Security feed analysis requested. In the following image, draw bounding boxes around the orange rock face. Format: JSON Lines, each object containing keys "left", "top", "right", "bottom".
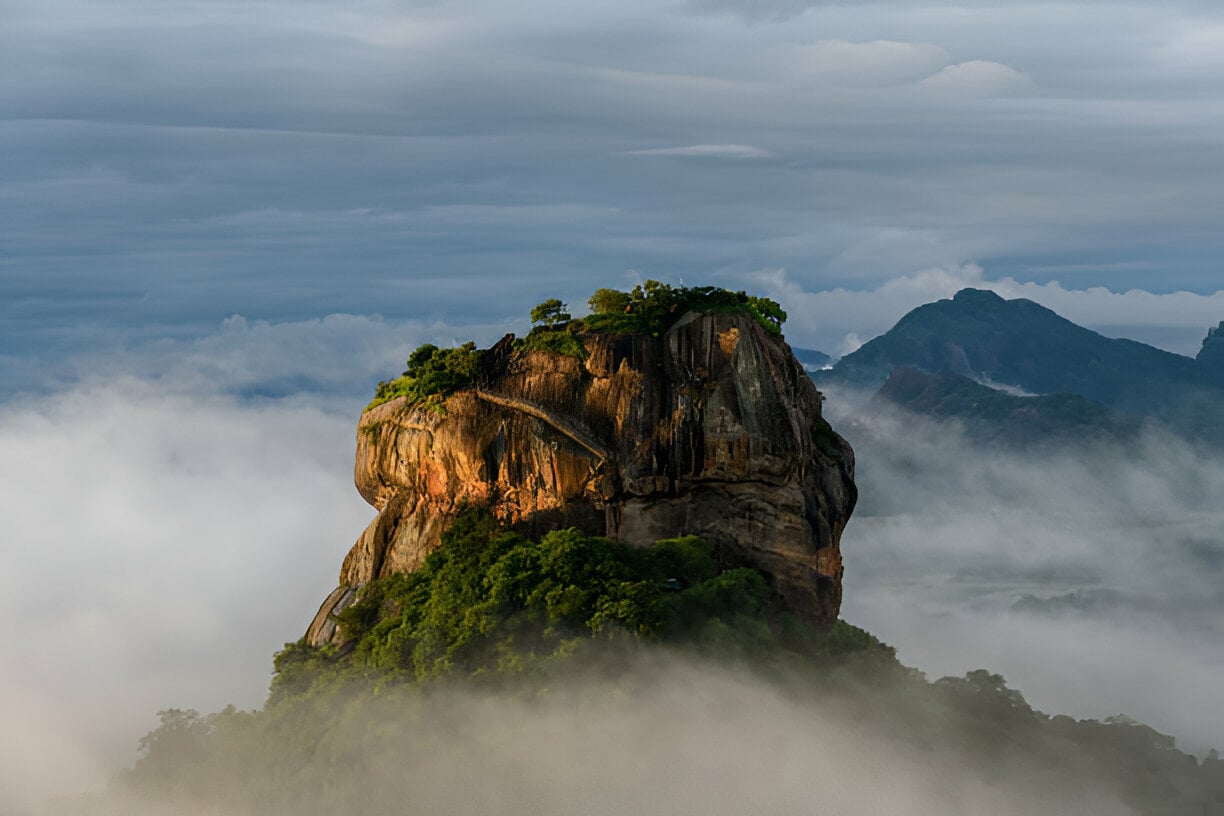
{"left": 306, "top": 311, "right": 856, "bottom": 646}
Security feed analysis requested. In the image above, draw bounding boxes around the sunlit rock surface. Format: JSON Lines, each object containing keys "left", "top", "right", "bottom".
{"left": 307, "top": 311, "right": 856, "bottom": 645}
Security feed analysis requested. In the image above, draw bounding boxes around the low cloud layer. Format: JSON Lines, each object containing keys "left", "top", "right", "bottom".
{"left": 0, "top": 377, "right": 373, "bottom": 811}
{"left": 3, "top": 307, "right": 1222, "bottom": 811}
{"left": 56, "top": 658, "right": 1133, "bottom": 816}
{"left": 826, "top": 389, "right": 1224, "bottom": 755}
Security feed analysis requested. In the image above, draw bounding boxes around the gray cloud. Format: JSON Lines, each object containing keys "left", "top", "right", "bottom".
{"left": 685, "top": 0, "right": 877, "bottom": 23}
{"left": 0, "top": 375, "right": 375, "bottom": 810}
{"left": 44, "top": 659, "right": 1136, "bottom": 816}
{"left": 824, "top": 390, "right": 1224, "bottom": 755}
{"left": 6, "top": 0, "right": 1224, "bottom": 376}
{"left": 623, "top": 143, "right": 773, "bottom": 158}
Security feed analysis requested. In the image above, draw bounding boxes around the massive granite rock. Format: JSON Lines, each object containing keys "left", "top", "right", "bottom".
{"left": 307, "top": 311, "right": 856, "bottom": 646}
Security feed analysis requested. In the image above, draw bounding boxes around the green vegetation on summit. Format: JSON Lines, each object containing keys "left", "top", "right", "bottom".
{"left": 368, "top": 281, "right": 787, "bottom": 410}
{"left": 368, "top": 341, "right": 481, "bottom": 412}
{"left": 516, "top": 281, "right": 786, "bottom": 359}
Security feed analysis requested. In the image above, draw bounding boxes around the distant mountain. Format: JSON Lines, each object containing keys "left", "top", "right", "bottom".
{"left": 791, "top": 346, "right": 832, "bottom": 371}
{"left": 871, "top": 366, "right": 1136, "bottom": 447}
{"left": 819, "top": 288, "right": 1224, "bottom": 443}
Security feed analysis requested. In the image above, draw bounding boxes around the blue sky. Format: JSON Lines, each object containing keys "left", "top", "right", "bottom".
{"left": 5, "top": 1, "right": 1224, "bottom": 808}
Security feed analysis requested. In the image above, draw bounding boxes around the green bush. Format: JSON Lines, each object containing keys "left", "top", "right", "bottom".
{"left": 530, "top": 298, "right": 572, "bottom": 327}
{"left": 273, "top": 507, "right": 891, "bottom": 695}
{"left": 367, "top": 282, "right": 788, "bottom": 407}
{"left": 366, "top": 341, "right": 482, "bottom": 412}
{"left": 571, "top": 281, "right": 788, "bottom": 337}
{"left": 514, "top": 326, "right": 588, "bottom": 360}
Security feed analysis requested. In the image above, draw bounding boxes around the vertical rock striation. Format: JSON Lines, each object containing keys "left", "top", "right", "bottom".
{"left": 306, "top": 311, "right": 856, "bottom": 646}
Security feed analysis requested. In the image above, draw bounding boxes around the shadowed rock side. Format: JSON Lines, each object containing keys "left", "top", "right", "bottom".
{"left": 307, "top": 312, "right": 856, "bottom": 646}
{"left": 1200, "top": 322, "right": 1224, "bottom": 372}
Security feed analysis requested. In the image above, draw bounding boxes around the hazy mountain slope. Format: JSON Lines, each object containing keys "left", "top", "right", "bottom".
{"left": 870, "top": 366, "right": 1136, "bottom": 447}
{"left": 820, "top": 288, "right": 1224, "bottom": 442}
{"left": 792, "top": 346, "right": 832, "bottom": 371}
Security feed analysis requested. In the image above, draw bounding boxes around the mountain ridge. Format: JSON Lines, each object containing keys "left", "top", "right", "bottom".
{"left": 819, "top": 288, "right": 1224, "bottom": 443}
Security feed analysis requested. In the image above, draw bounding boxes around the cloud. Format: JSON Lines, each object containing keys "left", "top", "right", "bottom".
{"left": 57, "top": 656, "right": 1137, "bottom": 816}
{"left": 764, "top": 39, "right": 951, "bottom": 87}
{"left": 917, "top": 60, "right": 1033, "bottom": 95}
{"left": 6, "top": 0, "right": 1224, "bottom": 366}
{"left": 623, "top": 143, "right": 773, "bottom": 158}
{"left": 824, "top": 399, "right": 1224, "bottom": 755}
{"left": 0, "top": 364, "right": 382, "bottom": 809}
{"left": 81, "top": 312, "right": 520, "bottom": 402}
{"left": 685, "top": 0, "right": 873, "bottom": 23}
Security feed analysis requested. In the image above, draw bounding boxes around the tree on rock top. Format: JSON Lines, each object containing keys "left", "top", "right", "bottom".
{"left": 531, "top": 298, "right": 572, "bottom": 327}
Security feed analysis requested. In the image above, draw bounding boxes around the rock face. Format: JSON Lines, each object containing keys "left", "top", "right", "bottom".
{"left": 306, "top": 311, "right": 856, "bottom": 646}
{"left": 1199, "top": 322, "right": 1224, "bottom": 373}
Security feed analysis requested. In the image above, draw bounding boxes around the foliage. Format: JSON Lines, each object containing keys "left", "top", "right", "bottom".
{"left": 514, "top": 326, "right": 588, "bottom": 360}
{"left": 530, "top": 298, "right": 572, "bottom": 327}
{"left": 122, "top": 708, "right": 218, "bottom": 795}
{"left": 302, "top": 508, "right": 845, "bottom": 688}
{"left": 519, "top": 279, "right": 795, "bottom": 361}
{"left": 574, "top": 280, "right": 787, "bottom": 337}
{"left": 367, "top": 341, "right": 482, "bottom": 412}
{"left": 261, "top": 507, "right": 898, "bottom": 701}
{"left": 587, "top": 287, "right": 631, "bottom": 315}
{"left": 366, "top": 282, "right": 789, "bottom": 404}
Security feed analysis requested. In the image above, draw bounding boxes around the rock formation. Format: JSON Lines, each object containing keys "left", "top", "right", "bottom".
{"left": 1199, "top": 322, "right": 1224, "bottom": 373}
{"left": 307, "top": 311, "right": 856, "bottom": 646}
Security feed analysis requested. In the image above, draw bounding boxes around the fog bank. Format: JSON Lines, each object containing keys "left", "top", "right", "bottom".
{"left": 829, "top": 389, "right": 1224, "bottom": 755}
{"left": 51, "top": 657, "right": 1133, "bottom": 816}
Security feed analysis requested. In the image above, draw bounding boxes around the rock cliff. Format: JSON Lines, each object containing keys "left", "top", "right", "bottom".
{"left": 307, "top": 310, "right": 856, "bottom": 646}
{"left": 1199, "top": 322, "right": 1224, "bottom": 373}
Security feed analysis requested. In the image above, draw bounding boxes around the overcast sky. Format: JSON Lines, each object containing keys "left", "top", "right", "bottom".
{"left": 5, "top": 0, "right": 1224, "bottom": 810}
{"left": 5, "top": 0, "right": 1224, "bottom": 392}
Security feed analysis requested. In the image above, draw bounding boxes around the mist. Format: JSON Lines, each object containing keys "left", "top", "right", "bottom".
{"left": 0, "top": 380, "right": 371, "bottom": 812}
{"left": 827, "top": 387, "right": 1224, "bottom": 755}
{"left": 47, "top": 655, "right": 1133, "bottom": 816}
{"left": 3, "top": 314, "right": 1221, "bottom": 813}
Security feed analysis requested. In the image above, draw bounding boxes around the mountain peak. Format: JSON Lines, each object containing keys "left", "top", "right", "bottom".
{"left": 952, "top": 287, "right": 1006, "bottom": 304}
{"left": 819, "top": 289, "right": 1224, "bottom": 443}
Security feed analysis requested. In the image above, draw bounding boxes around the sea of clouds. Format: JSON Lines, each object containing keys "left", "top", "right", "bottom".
{"left": 3, "top": 309, "right": 1221, "bottom": 813}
